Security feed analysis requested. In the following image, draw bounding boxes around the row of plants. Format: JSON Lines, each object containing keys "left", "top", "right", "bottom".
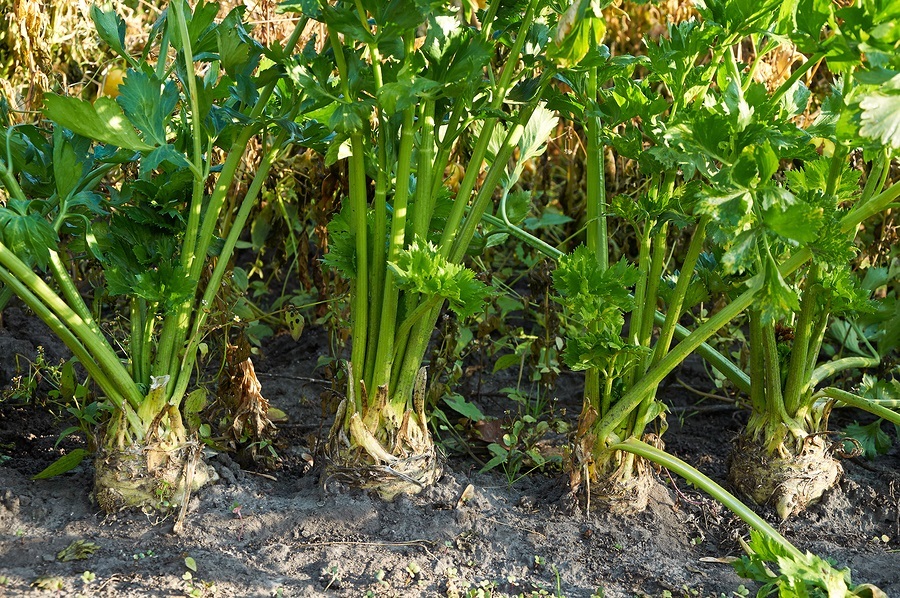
{"left": 0, "top": 0, "right": 898, "bottom": 594}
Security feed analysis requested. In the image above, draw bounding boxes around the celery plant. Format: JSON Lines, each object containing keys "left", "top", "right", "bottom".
{"left": 719, "top": 0, "right": 900, "bottom": 519}
{"left": 538, "top": 6, "right": 752, "bottom": 512}
{"left": 537, "top": 0, "right": 900, "bottom": 515}
{"left": 0, "top": 1, "right": 314, "bottom": 511}
{"left": 279, "top": 0, "right": 569, "bottom": 498}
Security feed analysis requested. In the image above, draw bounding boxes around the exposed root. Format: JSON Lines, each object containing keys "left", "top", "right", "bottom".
{"left": 570, "top": 437, "right": 659, "bottom": 515}
{"left": 323, "top": 369, "right": 442, "bottom": 500}
{"left": 728, "top": 433, "right": 842, "bottom": 520}
{"left": 589, "top": 460, "right": 655, "bottom": 515}
{"left": 324, "top": 445, "right": 442, "bottom": 501}
{"left": 324, "top": 403, "right": 442, "bottom": 501}
{"left": 94, "top": 440, "right": 217, "bottom": 513}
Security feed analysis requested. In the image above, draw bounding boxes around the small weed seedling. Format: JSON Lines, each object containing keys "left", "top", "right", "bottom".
{"left": 182, "top": 556, "right": 217, "bottom": 597}
{"left": 231, "top": 502, "right": 246, "bottom": 541}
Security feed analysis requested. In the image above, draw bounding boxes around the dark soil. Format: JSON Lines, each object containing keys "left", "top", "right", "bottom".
{"left": 1, "top": 306, "right": 898, "bottom": 597}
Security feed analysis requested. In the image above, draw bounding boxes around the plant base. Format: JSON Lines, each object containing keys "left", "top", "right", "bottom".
{"left": 324, "top": 400, "right": 442, "bottom": 501}
{"left": 591, "top": 463, "right": 655, "bottom": 515}
{"left": 571, "top": 448, "right": 656, "bottom": 515}
{"left": 728, "top": 433, "right": 841, "bottom": 520}
{"left": 93, "top": 441, "right": 217, "bottom": 513}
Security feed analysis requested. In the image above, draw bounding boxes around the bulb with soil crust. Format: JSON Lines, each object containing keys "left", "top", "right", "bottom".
{"left": 324, "top": 368, "right": 443, "bottom": 501}
{"left": 570, "top": 431, "right": 660, "bottom": 515}
{"left": 727, "top": 413, "right": 842, "bottom": 520}
{"left": 92, "top": 378, "right": 218, "bottom": 513}
{"left": 94, "top": 437, "right": 217, "bottom": 513}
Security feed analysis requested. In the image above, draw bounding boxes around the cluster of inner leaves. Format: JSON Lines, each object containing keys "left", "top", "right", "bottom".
{"left": 552, "top": 248, "right": 646, "bottom": 375}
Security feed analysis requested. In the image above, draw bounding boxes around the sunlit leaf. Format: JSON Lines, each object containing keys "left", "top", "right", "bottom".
{"left": 388, "top": 241, "right": 491, "bottom": 318}
{"left": 90, "top": 5, "right": 130, "bottom": 61}
{"left": 44, "top": 94, "right": 154, "bottom": 152}
{"left": 859, "top": 90, "right": 900, "bottom": 149}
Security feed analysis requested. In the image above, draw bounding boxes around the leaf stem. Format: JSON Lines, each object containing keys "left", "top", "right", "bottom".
{"left": 611, "top": 438, "right": 804, "bottom": 560}
{"left": 817, "top": 387, "right": 900, "bottom": 427}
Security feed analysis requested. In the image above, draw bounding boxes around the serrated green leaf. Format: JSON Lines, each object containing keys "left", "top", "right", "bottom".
{"left": 32, "top": 448, "right": 89, "bottom": 480}
{"left": 52, "top": 128, "right": 82, "bottom": 200}
{"left": 695, "top": 187, "right": 753, "bottom": 232}
{"left": 377, "top": 77, "right": 440, "bottom": 115}
{"left": 90, "top": 5, "right": 130, "bottom": 61}
{"left": 764, "top": 202, "right": 824, "bottom": 243}
{"left": 141, "top": 145, "right": 192, "bottom": 174}
{"left": 859, "top": 90, "right": 900, "bottom": 149}
{"left": 388, "top": 241, "right": 491, "bottom": 318}
{"left": 844, "top": 420, "right": 892, "bottom": 459}
{"left": 720, "top": 229, "right": 757, "bottom": 275}
{"left": 217, "top": 26, "right": 251, "bottom": 79}
{"left": 116, "top": 70, "right": 179, "bottom": 147}
{"left": 0, "top": 204, "right": 59, "bottom": 270}
{"left": 758, "top": 256, "right": 800, "bottom": 326}
{"left": 563, "top": 332, "right": 648, "bottom": 373}
{"left": 44, "top": 94, "right": 154, "bottom": 152}
{"left": 321, "top": 203, "right": 357, "bottom": 277}
{"left": 518, "top": 105, "right": 559, "bottom": 165}
{"left": 547, "top": 0, "right": 606, "bottom": 68}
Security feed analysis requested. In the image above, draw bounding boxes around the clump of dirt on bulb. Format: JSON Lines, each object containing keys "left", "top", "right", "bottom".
{"left": 728, "top": 433, "right": 841, "bottom": 520}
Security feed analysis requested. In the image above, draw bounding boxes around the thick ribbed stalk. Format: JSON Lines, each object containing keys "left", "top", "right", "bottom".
{"left": 627, "top": 224, "right": 652, "bottom": 388}
{"left": 438, "top": 0, "right": 542, "bottom": 257}
{"left": 170, "top": 131, "right": 289, "bottom": 404}
{"left": 48, "top": 250, "right": 102, "bottom": 339}
{"left": 819, "top": 387, "right": 900, "bottom": 427}
{"left": 154, "top": 0, "right": 207, "bottom": 384}
{"left": 782, "top": 269, "right": 819, "bottom": 416}
{"left": 804, "top": 311, "right": 829, "bottom": 383}
{"left": 372, "top": 102, "right": 416, "bottom": 391}
{"left": 429, "top": 97, "right": 467, "bottom": 199}
{"left": 412, "top": 101, "right": 437, "bottom": 241}
{"left": 593, "top": 275, "right": 764, "bottom": 445}
{"left": 669, "top": 317, "right": 752, "bottom": 394}
{"left": 761, "top": 319, "right": 785, "bottom": 418}
{"left": 328, "top": 27, "right": 368, "bottom": 409}
{"left": 844, "top": 176, "right": 900, "bottom": 228}
{"left": 809, "top": 356, "right": 882, "bottom": 390}
{"left": 0, "top": 244, "right": 143, "bottom": 409}
{"left": 130, "top": 299, "right": 146, "bottom": 385}
{"left": 171, "top": 0, "right": 205, "bottom": 270}
{"left": 479, "top": 208, "right": 752, "bottom": 394}
{"left": 748, "top": 310, "right": 766, "bottom": 414}
{"left": 449, "top": 85, "right": 547, "bottom": 264}
{"left": 636, "top": 224, "right": 667, "bottom": 368}
{"left": 650, "top": 216, "right": 710, "bottom": 366}
{"left": 585, "top": 66, "right": 606, "bottom": 270}
{"left": 348, "top": 132, "right": 369, "bottom": 409}
{"left": 584, "top": 63, "right": 607, "bottom": 436}
{"left": 632, "top": 218, "right": 710, "bottom": 439}
{"left": 364, "top": 120, "right": 389, "bottom": 388}
{"left": 389, "top": 93, "right": 547, "bottom": 403}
